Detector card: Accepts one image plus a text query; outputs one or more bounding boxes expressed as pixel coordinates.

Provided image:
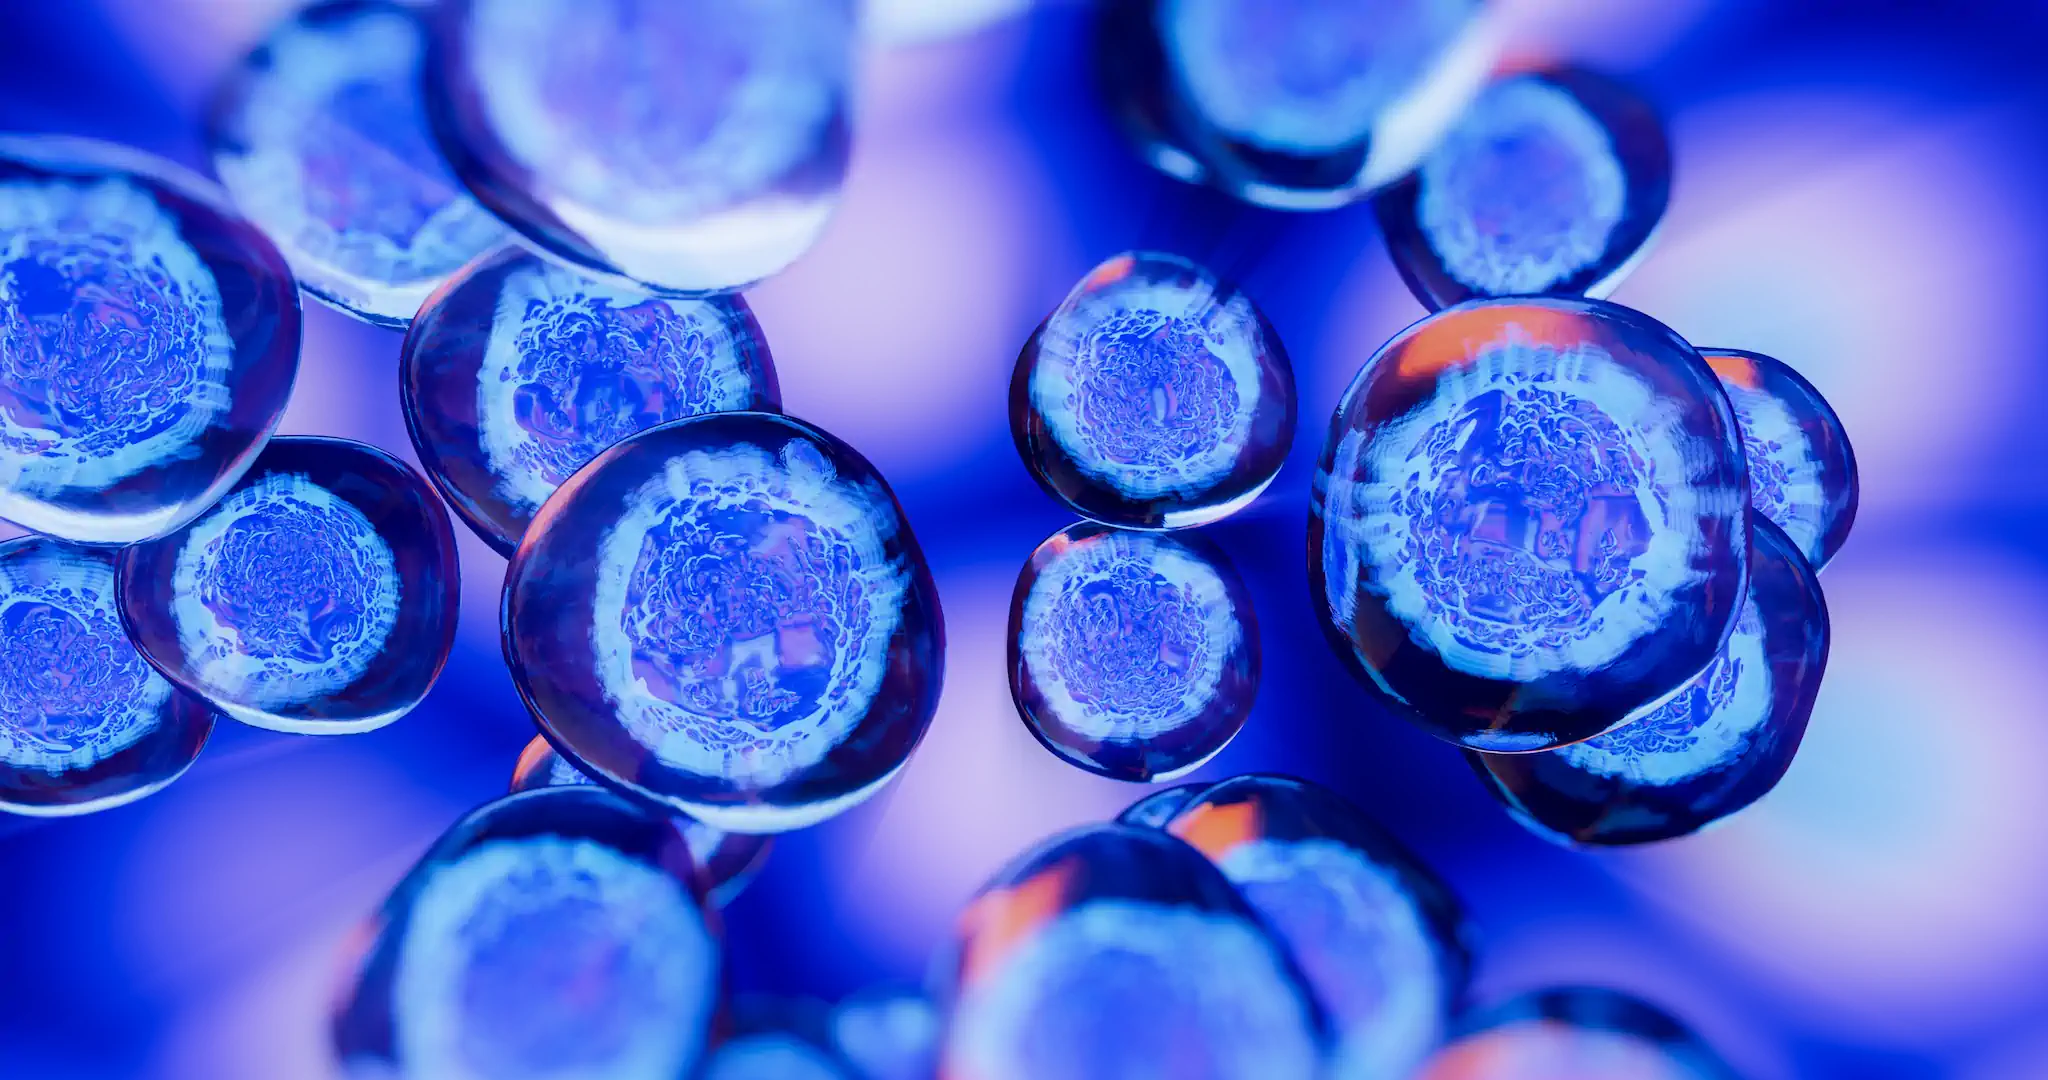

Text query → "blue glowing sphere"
[1312,298,1751,751]
[1414,988,1738,1080]
[1703,348,1858,571]
[1116,781,1209,828]
[0,135,300,546]
[701,1033,853,1080]
[117,436,460,734]
[829,987,939,1080]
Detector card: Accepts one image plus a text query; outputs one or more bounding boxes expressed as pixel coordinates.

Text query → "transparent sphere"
[403,247,780,556]
[938,824,1324,1080]
[0,538,213,817]
[1377,67,1671,311]
[1469,517,1828,846]
[1098,0,1498,210]
[425,0,855,296]
[702,1033,853,1080]
[1703,348,1858,571]
[509,734,772,906]
[1163,775,1472,1080]
[333,786,721,1080]
[1009,523,1257,782]
[0,135,300,545]
[1116,781,1209,828]
[1413,988,1738,1080]
[1011,252,1295,529]
[209,0,510,328]
[830,987,939,1080]
[503,411,944,834]
[118,436,460,734]
[1311,298,1750,751]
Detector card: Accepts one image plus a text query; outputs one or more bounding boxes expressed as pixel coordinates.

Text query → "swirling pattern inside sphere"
[0,549,165,773]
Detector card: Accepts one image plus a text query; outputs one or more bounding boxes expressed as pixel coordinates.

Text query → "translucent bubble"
[1163,775,1471,1080]
[1702,348,1858,571]
[830,987,938,1080]
[1378,68,1671,311]
[0,135,300,545]
[509,734,772,906]
[1099,0,1497,210]
[333,786,720,1080]
[1009,523,1257,782]
[702,1033,853,1080]
[1311,298,1750,751]
[209,1,510,328]
[118,436,460,734]
[503,412,943,833]
[1413,988,1738,1080]
[425,0,855,295]
[403,247,780,556]
[0,538,212,817]
[938,824,1323,1080]
[1469,518,1828,845]
[1116,781,1210,828]
[1012,252,1295,529]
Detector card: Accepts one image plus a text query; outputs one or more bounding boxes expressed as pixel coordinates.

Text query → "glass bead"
[937,823,1324,1080]
[1413,988,1738,1080]
[117,436,460,734]
[1702,348,1858,571]
[502,411,943,834]
[333,786,721,1080]
[1468,518,1828,846]
[1116,781,1209,828]
[209,0,510,328]
[1311,298,1750,751]
[0,134,300,546]
[830,987,939,1080]
[402,247,780,556]
[1011,252,1295,529]
[1098,0,1498,210]
[424,0,855,296]
[1163,775,1472,1080]
[1376,67,1671,311]
[702,1033,853,1080]
[1009,523,1257,782]
[509,734,772,906]
[0,538,213,817]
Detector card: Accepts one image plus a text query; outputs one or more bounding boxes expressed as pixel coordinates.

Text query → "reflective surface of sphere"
[831,987,939,1080]
[1704,348,1858,570]
[0,135,300,545]
[118,436,459,734]
[1312,298,1750,750]
[1413,988,1738,1080]
[1011,252,1295,529]
[1116,781,1209,828]
[403,247,780,556]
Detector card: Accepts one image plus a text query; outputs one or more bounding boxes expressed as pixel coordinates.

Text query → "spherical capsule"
[503,411,944,834]
[209,0,509,328]
[830,987,939,1080]
[118,436,460,734]
[403,247,780,556]
[425,0,854,295]
[1163,775,1471,1080]
[0,135,300,545]
[938,824,1324,1080]
[0,538,213,817]
[1009,524,1257,782]
[1377,67,1671,311]
[1116,781,1209,828]
[1702,348,1858,571]
[1413,988,1738,1080]
[333,786,721,1080]
[1011,252,1295,528]
[703,1033,854,1080]
[1311,298,1750,750]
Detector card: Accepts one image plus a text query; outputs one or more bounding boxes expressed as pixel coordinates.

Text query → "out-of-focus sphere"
[830,988,939,1080]
[403,247,779,556]
[1011,252,1295,529]
[862,0,1030,45]
[426,0,855,295]
[702,1033,853,1080]
[1703,348,1858,570]
[210,1,509,327]
[0,135,299,545]
[1413,989,1738,1080]
[1311,298,1750,750]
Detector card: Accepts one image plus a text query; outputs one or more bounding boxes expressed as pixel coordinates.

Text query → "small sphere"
[209,0,510,328]
[0,135,300,545]
[1009,524,1257,782]
[333,786,721,1080]
[0,538,213,817]
[1377,67,1671,311]
[830,987,939,1080]
[1413,988,1738,1080]
[938,824,1324,1080]
[1116,781,1209,828]
[503,411,944,834]
[118,436,460,734]
[403,247,780,556]
[1703,348,1858,571]
[702,1033,854,1080]
[1312,298,1750,750]
[1163,775,1471,1080]
[1011,252,1295,529]
[425,0,855,295]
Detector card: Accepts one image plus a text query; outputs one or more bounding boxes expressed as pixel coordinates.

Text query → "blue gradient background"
[2,2,2045,1077]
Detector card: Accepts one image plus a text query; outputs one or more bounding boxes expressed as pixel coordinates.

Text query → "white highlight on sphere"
[0,551,165,773]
